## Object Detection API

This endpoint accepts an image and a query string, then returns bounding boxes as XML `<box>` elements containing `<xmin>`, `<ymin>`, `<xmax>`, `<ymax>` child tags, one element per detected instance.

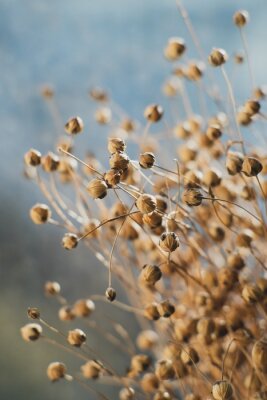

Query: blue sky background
<box><xmin>1</xmin><ymin>1</ymin><xmax>267</xmax><ymax>399</ymax></box>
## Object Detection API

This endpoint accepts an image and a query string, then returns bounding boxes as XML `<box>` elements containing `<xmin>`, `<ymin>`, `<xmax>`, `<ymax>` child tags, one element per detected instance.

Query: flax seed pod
<box><xmin>233</xmin><ymin>10</ymin><xmax>249</xmax><ymax>27</ymax></box>
<box><xmin>130</xmin><ymin>354</ymin><xmax>150</xmax><ymax>374</ymax></box>
<box><xmin>155</xmin><ymin>359</ymin><xmax>175</xmax><ymax>380</ymax></box>
<box><xmin>164</xmin><ymin>37</ymin><xmax>186</xmax><ymax>61</ymax></box>
<box><xmin>252</xmin><ymin>339</ymin><xmax>267</xmax><ymax>373</ymax></box>
<box><xmin>203</xmin><ymin>169</ymin><xmax>222</xmax><ymax>187</ymax></box>
<box><xmin>144</xmin><ymin>104</ymin><xmax>163</xmax><ymax>123</ymax></box>
<box><xmin>108</xmin><ymin>137</ymin><xmax>126</xmax><ymax>154</ymax></box>
<box><xmin>180</xmin><ymin>347</ymin><xmax>199</xmax><ymax>365</ymax></box>
<box><xmin>162</xmin><ymin>80</ymin><xmax>177</xmax><ymax>97</ymax></box>
<box><xmin>47</xmin><ymin>362</ymin><xmax>67</xmax><ymax>382</ymax></box>
<box><xmin>256</xmin><ymin>278</ymin><xmax>267</xmax><ymax>295</ymax></box>
<box><xmin>95</xmin><ymin>107</ymin><xmax>112</xmax><ymax>124</ymax></box>
<box><xmin>226</xmin><ymin>151</ymin><xmax>244</xmax><ymax>175</ymax></box>
<box><xmin>236</xmin><ymin>229</ymin><xmax>254</xmax><ymax>248</ymax></box>
<box><xmin>186</xmin><ymin>61</ymin><xmax>205</xmax><ymax>81</ymax></box>
<box><xmin>242</xmin><ymin>157</ymin><xmax>263</xmax><ymax>177</ymax></box>
<box><xmin>234</xmin><ymin>52</ymin><xmax>244</xmax><ymax>64</ymax></box>
<box><xmin>58</xmin><ymin>306</ymin><xmax>75</xmax><ymax>321</ymax></box>
<box><xmin>155</xmin><ymin>196</ymin><xmax>168</xmax><ymax>212</ymax></box>
<box><xmin>119</xmin><ymin>388</ymin><xmax>135</xmax><ymax>400</ymax></box>
<box><xmin>197</xmin><ymin>317</ymin><xmax>216</xmax><ymax>337</ymax></box>
<box><xmin>242</xmin><ymin>283</ymin><xmax>263</xmax><ymax>304</ymax></box>
<box><xmin>139</xmin><ymin>152</ymin><xmax>155</xmax><ymax>169</ymax></box>
<box><xmin>67</xmin><ymin>328</ymin><xmax>86</xmax><ymax>347</ymax></box>
<box><xmin>104</xmin><ymin>169</ymin><xmax>121</xmax><ymax>187</ymax></box>
<box><xmin>254</xmin><ymin>86</ymin><xmax>267</xmax><ymax>100</ymax></box>
<box><xmin>109</xmin><ymin>152</ymin><xmax>129</xmax><ymax>171</ymax></box>
<box><xmin>207</xmin><ymin>124</ymin><xmax>222</xmax><ymax>141</ymax></box>
<box><xmin>159</xmin><ymin>232</ymin><xmax>179</xmax><ymax>252</ymax></box>
<box><xmin>62</xmin><ymin>233</ymin><xmax>78</xmax><ymax>250</ymax></box>
<box><xmin>174</xmin><ymin>122</ymin><xmax>192</xmax><ymax>139</ymax></box>
<box><xmin>89</xmin><ymin>87</ymin><xmax>108</xmax><ymax>102</ymax></box>
<box><xmin>184</xmin><ymin>170</ymin><xmax>202</xmax><ymax>188</ymax></box>
<box><xmin>137</xmin><ymin>330</ymin><xmax>159</xmax><ymax>350</ymax></box>
<box><xmin>212</xmin><ymin>380</ymin><xmax>233</xmax><ymax>400</ymax></box>
<box><xmin>82</xmin><ymin>218</ymin><xmax>101</xmax><ymax>239</ymax></box>
<box><xmin>143</xmin><ymin>211</ymin><xmax>162</xmax><ymax>229</ymax></box>
<box><xmin>120</xmin><ymin>118</ymin><xmax>135</xmax><ymax>133</ymax></box>
<box><xmin>87</xmin><ymin>178</ymin><xmax>108</xmax><ymax>199</ymax></box>
<box><xmin>244</xmin><ymin>99</ymin><xmax>261</xmax><ymax>116</ymax></box>
<box><xmin>208</xmin><ymin>48</ymin><xmax>228</xmax><ymax>67</ymax></box>
<box><xmin>27</xmin><ymin>307</ymin><xmax>40</xmax><ymax>320</ymax></box>
<box><xmin>178</xmin><ymin>142</ymin><xmax>197</xmax><ymax>162</ymax></box>
<box><xmin>208</xmin><ymin>224</ymin><xmax>225</xmax><ymax>242</ymax></box>
<box><xmin>185</xmin><ymin>395</ymin><xmax>201</xmax><ymax>400</ymax></box>
<box><xmin>30</xmin><ymin>203</ymin><xmax>51</xmax><ymax>224</ymax></box>
<box><xmin>157</xmin><ymin>300</ymin><xmax>175</xmax><ymax>318</ymax></box>
<box><xmin>136</xmin><ymin>194</ymin><xmax>157</xmax><ymax>214</ymax></box>
<box><xmin>218</xmin><ymin>268</ymin><xmax>238</xmax><ymax>291</ymax></box>
<box><xmin>121</xmin><ymin>221</ymin><xmax>139</xmax><ymax>240</ymax></box>
<box><xmin>21</xmin><ymin>323</ymin><xmax>42</xmax><ymax>341</ymax></box>
<box><xmin>241</xmin><ymin>185</ymin><xmax>256</xmax><ymax>200</ymax></box>
<box><xmin>154</xmin><ymin>391</ymin><xmax>172</xmax><ymax>400</ymax></box>
<box><xmin>42</xmin><ymin>152</ymin><xmax>60</xmax><ymax>172</ymax></box>
<box><xmin>141</xmin><ymin>373</ymin><xmax>159</xmax><ymax>393</ymax></box>
<box><xmin>237</xmin><ymin>109</ymin><xmax>252</xmax><ymax>126</ymax></box>
<box><xmin>227</xmin><ymin>253</ymin><xmax>245</xmax><ymax>270</ymax></box>
<box><xmin>144</xmin><ymin>303</ymin><xmax>160</xmax><ymax>320</ymax></box>
<box><xmin>24</xmin><ymin>149</ymin><xmax>42</xmax><ymax>167</ymax></box>
<box><xmin>65</xmin><ymin>116</ymin><xmax>84</xmax><ymax>134</ymax></box>
<box><xmin>139</xmin><ymin>264</ymin><xmax>162</xmax><ymax>286</ymax></box>
<box><xmin>182</xmin><ymin>188</ymin><xmax>203</xmax><ymax>206</ymax></box>
<box><xmin>105</xmin><ymin>287</ymin><xmax>116</xmax><ymax>302</ymax></box>
<box><xmin>81</xmin><ymin>360</ymin><xmax>101</xmax><ymax>379</ymax></box>
<box><xmin>72</xmin><ymin>299</ymin><xmax>95</xmax><ymax>318</ymax></box>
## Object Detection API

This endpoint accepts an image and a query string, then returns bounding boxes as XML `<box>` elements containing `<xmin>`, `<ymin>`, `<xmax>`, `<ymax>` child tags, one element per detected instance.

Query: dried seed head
<box><xmin>24</xmin><ymin>148</ymin><xmax>42</xmax><ymax>167</ymax></box>
<box><xmin>81</xmin><ymin>360</ymin><xmax>101</xmax><ymax>379</ymax></box>
<box><xmin>95</xmin><ymin>107</ymin><xmax>112</xmax><ymax>124</ymax></box>
<box><xmin>157</xmin><ymin>300</ymin><xmax>175</xmax><ymax>318</ymax></box>
<box><xmin>27</xmin><ymin>307</ymin><xmax>40</xmax><ymax>320</ymax></box>
<box><xmin>108</xmin><ymin>137</ymin><xmax>126</xmax><ymax>154</ymax></box>
<box><xmin>155</xmin><ymin>196</ymin><xmax>168</xmax><ymax>212</ymax></box>
<box><xmin>186</xmin><ymin>61</ymin><xmax>205</xmax><ymax>81</ymax></box>
<box><xmin>197</xmin><ymin>317</ymin><xmax>216</xmax><ymax>336</ymax></box>
<box><xmin>178</xmin><ymin>142</ymin><xmax>197</xmax><ymax>162</ymax></box>
<box><xmin>65</xmin><ymin>116</ymin><xmax>84</xmax><ymax>135</ymax></box>
<box><xmin>208</xmin><ymin>48</ymin><xmax>228</xmax><ymax>67</ymax></box>
<box><xmin>159</xmin><ymin>232</ymin><xmax>179</xmax><ymax>252</ymax></box>
<box><xmin>109</xmin><ymin>152</ymin><xmax>129</xmax><ymax>171</ymax></box>
<box><xmin>242</xmin><ymin>157</ymin><xmax>263</xmax><ymax>177</ymax></box>
<box><xmin>212</xmin><ymin>380</ymin><xmax>233</xmax><ymax>400</ymax></box>
<box><xmin>83</xmin><ymin>218</ymin><xmax>101</xmax><ymax>238</ymax></box>
<box><xmin>144</xmin><ymin>104</ymin><xmax>163</xmax><ymax>123</ymax></box>
<box><xmin>30</xmin><ymin>203</ymin><xmax>51</xmax><ymax>224</ymax></box>
<box><xmin>72</xmin><ymin>299</ymin><xmax>95</xmax><ymax>318</ymax></box>
<box><xmin>154</xmin><ymin>391</ymin><xmax>172</xmax><ymax>400</ymax></box>
<box><xmin>119</xmin><ymin>387</ymin><xmax>135</xmax><ymax>400</ymax></box>
<box><xmin>87</xmin><ymin>179</ymin><xmax>108</xmax><ymax>199</ymax></box>
<box><xmin>203</xmin><ymin>169</ymin><xmax>222</xmax><ymax>187</ymax></box>
<box><xmin>104</xmin><ymin>169</ymin><xmax>121</xmax><ymax>187</ymax></box>
<box><xmin>209</xmin><ymin>224</ymin><xmax>225</xmax><ymax>242</ymax></box>
<box><xmin>47</xmin><ymin>362</ymin><xmax>66</xmax><ymax>382</ymax></box>
<box><xmin>130</xmin><ymin>354</ymin><xmax>150</xmax><ymax>373</ymax></box>
<box><xmin>236</xmin><ymin>229</ymin><xmax>254</xmax><ymax>247</ymax></box>
<box><xmin>137</xmin><ymin>330</ymin><xmax>159</xmax><ymax>350</ymax></box>
<box><xmin>141</xmin><ymin>373</ymin><xmax>159</xmax><ymax>393</ymax></box>
<box><xmin>256</xmin><ymin>278</ymin><xmax>267</xmax><ymax>295</ymax></box>
<box><xmin>67</xmin><ymin>328</ymin><xmax>86</xmax><ymax>347</ymax></box>
<box><xmin>120</xmin><ymin>118</ymin><xmax>135</xmax><ymax>133</ymax></box>
<box><xmin>182</xmin><ymin>188</ymin><xmax>203</xmax><ymax>206</ymax></box>
<box><xmin>226</xmin><ymin>151</ymin><xmax>244</xmax><ymax>175</ymax></box>
<box><xmin>58</xmin><ymin>306</ymin><xmax>75</xmax><ymax>321</ymax></box>
<box><xmin>234</xmin><ymin>52</ymin><xmax>244</xmax><ymax>64</ymax></box>
<box><xmin>233</xmin><ymin>10</ymin><xmax>249</xmax><ymax>27</ymax></box>
<box><xmin>180</xmin><ymin>346</ymin><xmax>199</xmax><ymax>365</ymax></box>
<box><xmin>139</xmin><ymin>152</ymin><xmax>155</xmax><ymax>169</ymax></box>
<box><xmin>164</xmin><ymin>37</ymin><xmax>186</xmax><ymax>61</ymax></box>
<box><xmin>252</xmin><ymin>339</ymin><xmax>267</xmax><ymax>373</ymax></box>
<box><xmin>206</xmin><ymin>124</ymin><xmax>222</xmax><ymax>140</ymax></box>
<box><xmin>144</xmin><ymin>303</ymin><xmax>160</xmax><ymax>320</ymax></box>
<box><xmin>21</xmin><ymin>323</ymin><xmax>42</xmax><ymax>341</ymax></box>
<box><xmin>244</xmin><ymin>99</ymin><xmax>261</xmax><ymax>116</ymax></box>
<box><xmin>62</xmin><ymin>233</ymin><xmax>78</xmax><ymax>250</ymax></box>
<box><xmin>242</xmin><ymin>284</ymin><xmax>263</xmax><ymax>304</ymax></box>
<box><xmin>45</xmin><ymin>281</ymin><xmax>61</xmax><ymax>296</ymax></box>
<box><xmin>184</xmin><ymin>170</ymin><xmax>203</xmax><ymax>188</ymax></box>
<box><xmin>254</xmin><ymin>86</ymin><xmax>267</xmax><ymax>100</ymax></box>
<box><xmin>89</xmin><ymin>87</ymin><xmax>108</xmax><ymax>102</ymax></box>
<box><xmin>140</xmin><ymin>264</ymin><xmax>162</xmax><ymax>286</ymax></box>
<box><xmin>143</xmin><ymin>212</ymin><xmax>162</xmax><ymax>229</ymax></box>
<box><xmin>41</xmin><ymin>152</ymin><xmax>60</xmax><ymax>172</ymax></box>
<box><xmin>237</xmin><ymin>109</ymin><xmax>252</xmax><ymax>126</ymax></box>
<box><xmin>218</xmin><ymin>268</ymin><xmax>238</xmax><ymax>290</ymax></box>
<box><xmin>241</xmin><ymin>185</ymin><xmax>256</xmax><ymax>200</ymax></box>
<box><xmin>227</xmin><ymin>253</ymin><xmax>245</xmax><ymax>270</ymax></box>
<box><xmin>136</xmin><ymin>194</ymin><xmax>157</xmax><ymax>214</ymax></box>
<box><xmin>105</xmin><ymin>287</ymin><xmax>116</xmax><ymax>302</ymax></box>
<box><xmin>162</xmin><ymin>81</ymin><xmax>178</xmax><ymax>96</ymax></box>
<box><xmin>155</xmin><ymin>359</ymin><xmax>175</xmax><ymax>380</ymax></box>
<box><xmin>41</xmin><ymin>85</ymin><xmax>54</xmax><ymax>98</ymax></box>
<box><xmin>185</xmin><ymin>395</ymin><xmax>201</xmax><ymax>400</ymax></box>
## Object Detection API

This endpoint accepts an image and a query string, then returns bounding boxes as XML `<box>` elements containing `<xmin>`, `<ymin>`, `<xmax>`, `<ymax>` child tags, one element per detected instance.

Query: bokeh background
<box><xmin>1</xmin><ymin>0</ymin><xmax>267</xmax><ymax>399</ymax></box>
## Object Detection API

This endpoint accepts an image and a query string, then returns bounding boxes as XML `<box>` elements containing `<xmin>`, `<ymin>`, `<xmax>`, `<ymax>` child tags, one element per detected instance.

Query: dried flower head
<box><xmin>47</xmin><ymin>362</ymin><xmax>66</xmax><ymax>382</ymax></box>
<box><xmin>67</xmin><ymin>328</ymin><xmax>86</xmax><ymax>347</ymax></box>
<box><xmin>30</xmin><ymin>203</ymin><xmax>51</xmax><ymax>224</ymax></box>
<box><xmin>87</xmin><ymin>179</ymin><xmax>108</xmax><ymax>199</ymax></box>
<box><xmin>65</xmin><ymin>116</ymin><xmax>84</xmax><ymax>135</ymax></box>
<box><xmin>144</xmin><ymin>104</ymin><xmax>164</xmax><ymax>123</ymax></box>
<box><xmin>62</xmin><ymin>233</ymin><xmax>78</xmax><ymax>250</ymax></box>
<box><xmin>24</xmin><ymin>149</ymin><xmax>42</xmax><ymax>167</ymax></box>
<box><xmin>208</xmin><ymin>48</ymin><xmax>228</xmax><ymax>67</ymax></box>
<box><xmin>233</xmin><ymin>10</ymin><xmax>249</xmax><ymax>27</ymax></box>
<box><xmin>21</xmin><ymin>323</ymin><xmax>42</xmax><ymax>341</ymax></box>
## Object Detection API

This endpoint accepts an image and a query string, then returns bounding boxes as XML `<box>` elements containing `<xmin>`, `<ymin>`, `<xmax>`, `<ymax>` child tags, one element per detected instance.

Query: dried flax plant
<box><xmin>21</xmin><ymin>4</ymin><xmax>267</xmax><ymax>400</ymax></box>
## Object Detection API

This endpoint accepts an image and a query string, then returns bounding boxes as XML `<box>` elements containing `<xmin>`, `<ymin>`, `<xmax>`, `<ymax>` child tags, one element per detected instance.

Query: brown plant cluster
<box><xmin>21</xmin><ymin>4</ymin><xmax>267</xmax><ymax>400</ymax></box>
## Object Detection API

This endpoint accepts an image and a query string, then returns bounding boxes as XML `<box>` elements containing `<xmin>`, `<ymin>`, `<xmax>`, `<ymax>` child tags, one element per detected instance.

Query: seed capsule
<box><xmin>252</xmin><ymin>339</ymin><xmax>267</xmax><ymax>373</ymax></box>
<box><xmin>141</xmin><ymin>373</ymin><xmax>159</xmax><ymax>393</ymax></box>
<box><xmin>27</xmin><ymin>307</ymin><xmax>40</xmax><ymax>320</ymax></box>
<box><xmin>41</xmin><ymin>152</ymin><xmax>60</xmax><ymax>172</ymax></box>
<box><xmin>155</xmin><ymin>359</ymin><xmax>175</xmax><ymax>380</ymax></box>
<box><xmin>140</xmin><ymin>264</ymin><xmax>162</xmax><ymax>286</ymax></box>
<box><xmin>186</xmin><ymin>61</ymin><xmax>205</xmax><ymax>81</ymax></box>
<box><xmin>130</xmin><ymin>354</ymin><xmax>150</xmax><ymax>373</ymax></box>
<box><xmin>72</xmin><ymin>299</ymin><xmax>95</xmax><ymax>317</ymax></box>
<box><xmin>30</xmin><ymin>203</ymin><xmax>51</xmax><ymax>224</ymax></box>
<box><xmin>62</xmin><ymin>233</ymin><xmax>78</xmax><ymax>250</ymax></box>
<box><xmin>67</xmin><ymin>328</ymin><xmax>86</xmax><ymax>347</ymax></box>
<box><xmin>244</xmin><ymin>99</ymin><xmax>261</xmax><ymax>116</ymax></box>
<box><xmin>242</xmin><ymin>157</ymin><xmax>263</xmax><ymax>177</ymax></box>
<box><xmin>136</xmin><ymin>194</ymin><xmax>157</xmax><ymax>214</ymax></box>
<box><xmin>105</xmin><ymin>287</ymin><xmax>116</xmax><ymax>302</ymax></box>
<box><xmin>58</xmin><ymin>306</ymin><xmax>75</xmax><ymax>321</ymax></box>
<box><xmin>137</xmin><ymin>330</ymin><xmax>159</xmax><ymax>350</ymax></box>
<box><xmin>212</xmin><ymin>380</ymin><xmax>233</xmax><ymax>400</ymax></box>
<box><xmin>206</xmin><ymin>124</ymin><xmax>222</xmax><ymax>140</ymax></box>
<box><xmin>242</xmin><ymin>284</ymin><xmax>263</xmax><ymax>304</ymax></box>
<box><xmin>104</xmin><ymin>169</ymin><xmax>121</xmax><ymax>187</ymax></box>
<box><xmin>208</xmin><ymin>48</ymin><xmax>228</xmax><ymax>67</ymax></box>
<box><xmin>236</xmin><ymin>229</ymin><xmax>254</xmax><ymax>247</ymax></box>
<box><xmin>108</xmin><ymin>137</ymin><xmax>126</xmax><ymax>154</ymax></box>
<box><xmin>65</xmin><ymin>116</ymin><xmax>84</xmax><ymax>134</ymax></box>
<box><xmin>159</xmin><ymin>232</ymin><xmax>179</xmax><ymax>252</ymax></box>
<box><xmin>180</xmin><ymin>347</ymin><xmax>199</xmax><ymax>365</ymax></box>
<box><xmin>182</xmin><ymin>188</ymin><xmax>203</xmax><ymax>206</ymax></box>
<box><xmin>154</xmin><ymin>391</ymin><xmax>172</xmax><ymax>400</ymax></box>
<box><xmin>164</xmin><ymin>37</ymin><xmax>186</xmax><ymax>61</ymax></box>
<box><xmin>24</xmin><ymin>149</ymin><xmax>42</xmax><ymax>167</ymax></box>
<box><xmin>47</xmin><ymin>362</ymin><xmax>66</xmax><ymax>382</ymax></box>
<box><xmin>87</xmin><ymin>179</ymin><xmax>108</xmax><ymax>199</ymax></box>
<box><xmin>203</xmin><ymin>169</ymin><xmax>222</xmax><ymax>187</ymax></box>
<box><xmin>21</xmin><ymin>323</ymin><xmax>42</xmax><ymax>341</ymax></box>
<box><xmin>144</xmin><ymin>303</ymin><xmax>161</xmax><ymax>320</ymax></box>
<box><xmin>109</xmin><ymin>152</ymin><xmax>129</xmax><ymax>171</ymax></box>
<box><xmin>89</xmin><ymin>87</ymin><xmax>108</xmax><ymax>102</ymax></box>
<box><xmin>95</xmin><ymin>107</ymin><xmax>112</xmax><ymax>124</ymax></box>
<box><xmin>227</xmin><ymin>253</ymin><xmax>245</xmax><ymax>270</ymax></box>
<box><xmin>157</xmin><ymin>300</ymin><xmax>175</xmax><ymax>318</ymax></box>
<box><xmin>226</xmin><ymin>151</ymin><xmax>244</xmax><ymax>175</ymax></box>
<box><xmin>139</xmin><ymin>152</ymin><xmax>155</xmax><ymax>169</ymax></box>
<box><xmin>233</xmin><ymin>10</ymin><xmax>249</xmax><ymax>27</ymax></box>
<box><xmin>144</xmin><ymin>104</ymin><xmax>163</xmax><ymax>123</ymax></box>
